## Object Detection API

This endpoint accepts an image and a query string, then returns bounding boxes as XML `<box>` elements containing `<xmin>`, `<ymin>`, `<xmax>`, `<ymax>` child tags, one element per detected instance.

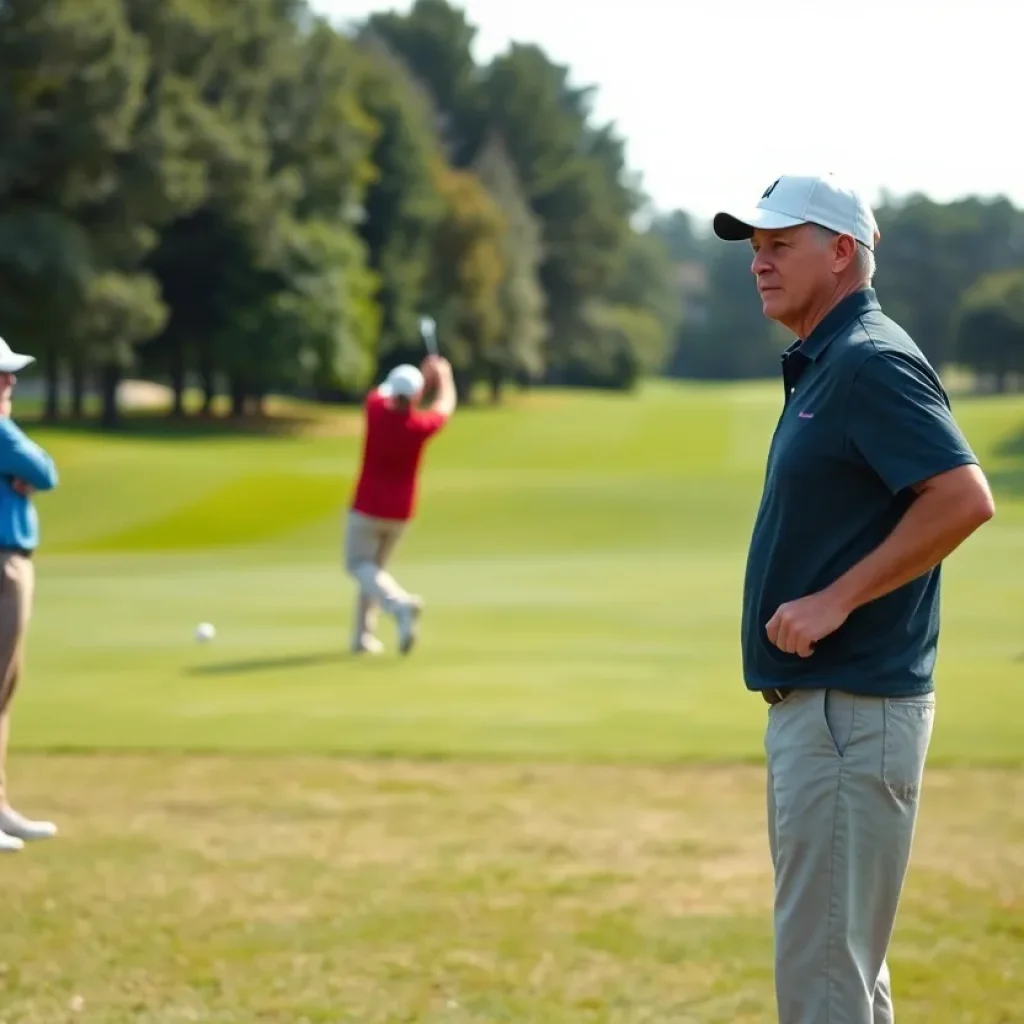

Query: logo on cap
<box><xmin>761</xmin><ymin>178</ymin><xmax>780</xmax><ymax>200</ymax></box>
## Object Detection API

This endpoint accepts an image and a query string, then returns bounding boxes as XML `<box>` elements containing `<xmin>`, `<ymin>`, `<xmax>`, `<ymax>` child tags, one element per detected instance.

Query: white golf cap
<box><xmin>713</xmin><ymin>173</ymin><xmax>879</xmax><ymax>250</ymax></box>
<box><xmin>0</xmin><ymin>335</ymin><xmax>35</xmax><ymax>373</ymax></box>
<box><xmin>377</xmin><ymin>363</ymin><xmax>424</xmax><ymax>399</ymax></box>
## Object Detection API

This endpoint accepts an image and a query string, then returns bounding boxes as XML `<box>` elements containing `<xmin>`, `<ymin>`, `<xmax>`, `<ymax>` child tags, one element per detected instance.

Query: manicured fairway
<box><xmin>16</xmin><ymin>381</ymin><xmax>1024</xmax><ymax>764</ymax></box>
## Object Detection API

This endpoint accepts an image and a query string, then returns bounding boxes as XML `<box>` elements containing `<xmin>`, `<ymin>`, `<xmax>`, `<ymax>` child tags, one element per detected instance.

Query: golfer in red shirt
<box><xmin>345</xmin><ymin>355</ymin><xmax>457</xmax><ymax>655</ymax></box>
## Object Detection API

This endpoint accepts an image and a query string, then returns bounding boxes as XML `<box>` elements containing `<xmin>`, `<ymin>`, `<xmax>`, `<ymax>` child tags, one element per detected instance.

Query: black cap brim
<box><xmin>712</xmin><ymin>212</ymin><xmax>756</xmax><ymax>241</ymax></box>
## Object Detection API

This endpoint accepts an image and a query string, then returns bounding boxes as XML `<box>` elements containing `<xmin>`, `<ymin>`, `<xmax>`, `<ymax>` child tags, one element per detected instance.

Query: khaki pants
<box><xmin>0</xmin><ymin>553</ymin><xmax>34</xmax><ymax>810</ymax></box>
<box><xmin>766</xmin><ymin>687</ymin><xmax>935</xmax><ymax>1024</ymax></box>
<box><xmin>343</xmin><ymin>510</ymin><xmax>413</xmax><ymax>644</ymax></box>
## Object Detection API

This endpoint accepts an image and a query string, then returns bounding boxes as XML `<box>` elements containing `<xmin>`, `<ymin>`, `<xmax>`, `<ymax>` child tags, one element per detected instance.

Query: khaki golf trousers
<box><xmin>343</xmin><ymin>510</ymin><xmax>413</xmax><ymax>641</ymax></box>
<box><xmin>766</xmin><ymin>687</ymin><xmax>935</xmax><ymax>1024</ymax></box>
<box><xmin>0</xmin><ymin>552</ymin><xmax>34</xmax><ymax>809</ymax></box>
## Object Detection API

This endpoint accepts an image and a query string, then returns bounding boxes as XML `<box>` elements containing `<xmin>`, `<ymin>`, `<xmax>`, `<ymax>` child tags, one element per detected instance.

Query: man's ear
<box><xmin>833</xmin><ymin>233</ymin><xmax>859</xmax><ymax>274</ymax></box>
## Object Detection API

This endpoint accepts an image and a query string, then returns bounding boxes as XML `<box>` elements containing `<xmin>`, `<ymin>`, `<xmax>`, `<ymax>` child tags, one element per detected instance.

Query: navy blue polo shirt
<box><xmin>741</xmin><ymin>288</ymin><xmax>979</xmax><ymax>698</ymax></box>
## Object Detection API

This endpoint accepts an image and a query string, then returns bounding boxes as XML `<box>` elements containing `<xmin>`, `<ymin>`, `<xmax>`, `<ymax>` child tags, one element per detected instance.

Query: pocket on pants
<box><xmin>882</xmin><ymin>696</ymin><xmax>935</xmax><ymax>804</ymax></box>
<box><xmin>823</xmin><ymin>689</ymin><xmax>855</xmax><ymax>758</ymax></box>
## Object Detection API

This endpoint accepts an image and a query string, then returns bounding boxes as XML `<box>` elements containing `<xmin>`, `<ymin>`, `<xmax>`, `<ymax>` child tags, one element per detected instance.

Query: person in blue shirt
<box><xmin>0</xmin><ymin>336</ymin><xmax>59</xmax><ymax>853</ymax></box>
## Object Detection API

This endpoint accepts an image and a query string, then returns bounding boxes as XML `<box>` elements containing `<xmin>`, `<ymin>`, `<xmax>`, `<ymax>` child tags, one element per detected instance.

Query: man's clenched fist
<box><xmin>765</xmin><ymin>591</ymin><xmax>851</xmax><ymax>658</ymax></box>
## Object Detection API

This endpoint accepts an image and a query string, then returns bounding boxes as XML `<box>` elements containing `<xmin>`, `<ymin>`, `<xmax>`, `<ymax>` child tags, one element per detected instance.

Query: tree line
<box><xmin>655</xmin><ymin>193</ymin><xmax>1024</xmax><ymax>391</ymax></box>
<box><xmin>2</xmin><ymin>0</ymin><xmax>1022</xmax><ymax>431</ymax></box>
<box><xmin>1</xmin><ymin>0</ymin><xmax>680</xmax><ymax>426</ymax></box>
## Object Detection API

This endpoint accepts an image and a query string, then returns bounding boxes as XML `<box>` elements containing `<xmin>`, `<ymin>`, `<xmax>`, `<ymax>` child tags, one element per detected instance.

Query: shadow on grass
<box><xmin>22</xmin><ymin>408</ymin><xmax>358</xmax><ymax>441</ymax></box>
<box><xmin>19</xmin><ymin>384</ymin><xmax>559</xmax><ymax>442</ymax></box>
<box><xmin>185</xmin><ymin>650</ymin><xmax>352</xmax><ymax>676</ymax></box>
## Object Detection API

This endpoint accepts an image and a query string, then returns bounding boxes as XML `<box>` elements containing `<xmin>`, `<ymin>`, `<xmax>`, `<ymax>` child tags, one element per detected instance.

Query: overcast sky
<box><xmin>316</xmin><ymin>0</ymin><xmax>1023</xmax><ymax>223</ymax></box>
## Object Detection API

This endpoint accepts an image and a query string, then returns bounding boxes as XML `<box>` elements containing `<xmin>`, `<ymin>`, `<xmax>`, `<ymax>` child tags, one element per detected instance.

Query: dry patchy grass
<box><xmin>1</xmin><ymin>758</ymin><xmax>1021</xmax><ymax>1023</ymax></box>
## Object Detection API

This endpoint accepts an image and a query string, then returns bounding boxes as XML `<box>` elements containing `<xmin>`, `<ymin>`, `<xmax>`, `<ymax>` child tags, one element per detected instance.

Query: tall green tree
<box><xmin>352</xmin><ymin>5</ymin><xmax>648</xmax><ymax>390</ymax></box>
<box><xmin>610</xmin><ymin>229</ymin><xmax>679</xmax><ymax>362</ymax></box>
<box><xmin>0</xmin><ymin>0</ymin><xmax>153</xmax><ymax>422</ymax></box>
<box><xmin>136</xmin><ymin>0</ymin><xmax>304</xmax><ymax>416</ymax></box>
<box><xmin>954</xmin><ymin>268</ymin><xmax>1024</xmax><ymax>391</ymax></box>
<box><xmin>141</xmin><ymin>3</ymin><xmax>381</xmax><ymax>415</ymax></box>
<box><xmin>471</xmin><ymin>132</ymin><xmax>546</xmax><ymax>396</ymax></box>
<box><xmin>874</xmin><ymin>194</ymin><xmax>1024</xmax><ymax>368</ymax></box>
<box><xmin>672</xmin><ymin>239</ymin><xmax>783</xmax><ymax>380</ymax></box>
<box><xmin>353</xmin><ymin>36</ymin><xmax>445</xmax><ymax>371</ymax></box>
<box><xmin>424</xmin><ymin>159</ymin><xmax>507</xmax><ymax>397</ymax></box>
<box><xmin>651</xmin><ymin>210</ymin><xmax>709</xmax><ymax>264</ymax></box>
<box><xmin>479</xmin><ymin>43</ymin><xmax>636</xmax><ymax>381</ymax></box>
<box><xmin>361</xmin><ymin>0</ymin><xmax>481</xmax><ymax>164</ymax></box>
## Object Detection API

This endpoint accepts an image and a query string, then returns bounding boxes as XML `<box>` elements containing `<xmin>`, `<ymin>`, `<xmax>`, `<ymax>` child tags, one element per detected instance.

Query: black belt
<box><xmin>0</xmin><ymin>547</ymin><xmax>32</xmax><ymax>559</ymax></box>
<box><xmin>761</xmin><ymin>686</ymin><xmax>793</xmax><ymax>705</ymax></box>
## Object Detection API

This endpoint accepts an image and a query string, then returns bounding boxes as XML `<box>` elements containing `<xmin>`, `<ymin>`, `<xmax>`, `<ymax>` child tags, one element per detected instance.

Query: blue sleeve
<box><xmin>0</xmin><ymin>420</ymin><xmax>59</xmax><ymax>490</ymax></box>
<box><xmin>845</xmin><ymin>350</ymin><xmax>978</xmax><ymax>495</ymax></box>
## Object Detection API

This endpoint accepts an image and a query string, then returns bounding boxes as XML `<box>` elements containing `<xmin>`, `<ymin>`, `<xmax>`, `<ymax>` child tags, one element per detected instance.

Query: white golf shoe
<box><xmin>0</xmin><ymin>807</ymin><xmax>58</xmax><ymax>842</ymax></box>
<box><xmin>351</xmin><ymin>634</ymin><xmax>385</xmax><ymax>655</ymax></box>
<box><xmin>0</xmin><ymin>830</ymin><xmax>23</xmax><ymax>853</ymax></box>
<box><xmin>396</xmin><ymin>598</ymin><xmax>422</xmax><ymax>655</ymax></box>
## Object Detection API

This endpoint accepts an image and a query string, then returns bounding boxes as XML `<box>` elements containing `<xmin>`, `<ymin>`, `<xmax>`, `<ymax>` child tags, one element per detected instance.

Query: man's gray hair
<box><xmin>811</xmin><ymin>224</ymin><xmax>875</xmax><ymax>284</ymax></box>
<box><xmin>855</xmin><ymin>240</ymin><xmax>876</xmax><ymax>283</ymax></box>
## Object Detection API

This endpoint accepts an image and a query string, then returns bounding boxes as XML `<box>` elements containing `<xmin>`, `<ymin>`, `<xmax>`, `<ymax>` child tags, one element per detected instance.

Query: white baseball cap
<box><xmin>713</xmin><ymin>173</ymin><xmax>879</xmax><ymax>250</ymax></box>
<box><xmin>378</xmin><ymin>363</ymin><xmax>424</xmax><ymax>399</ymax></box>
<box><xmin>0</xmin><ymin>335</ymin><xmax>35</xmax><ymax>373</ymax></box>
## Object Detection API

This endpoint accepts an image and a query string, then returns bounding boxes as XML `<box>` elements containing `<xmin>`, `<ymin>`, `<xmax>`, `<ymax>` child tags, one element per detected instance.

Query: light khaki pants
<box><xmin>766</xmin><ymin>687</ymin><xmax>935</xmax><ymax>1024</ymax></box>
<box><xmin>0</xmin><ymin>553</ymin><xmax>34</xmax><ymax>810</ymax></box>
<box><xmin>343</xmin><ymin>510</ymin><xmax>412</xmax><ymax>644</ymax></box>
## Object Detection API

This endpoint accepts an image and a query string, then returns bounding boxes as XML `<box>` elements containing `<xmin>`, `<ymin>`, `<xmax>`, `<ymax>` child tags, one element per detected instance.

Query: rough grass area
<box><xmin>2</xmin><ymin>758</ymin><xmax>1021</xmax><ymax>1023</ymax></box>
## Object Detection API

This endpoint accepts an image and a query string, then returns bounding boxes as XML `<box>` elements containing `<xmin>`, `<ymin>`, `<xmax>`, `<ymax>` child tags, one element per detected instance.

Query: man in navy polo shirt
<box><xmin>713</xmin><ymin>174</ymin><xmax>995</xmax><ymax>1024</ymax></box>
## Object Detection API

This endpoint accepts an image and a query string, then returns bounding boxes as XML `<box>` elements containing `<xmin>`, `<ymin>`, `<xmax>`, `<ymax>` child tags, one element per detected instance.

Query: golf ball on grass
<box><xmin>194</xmin><ymin>622</ymin><xmax>216</xmax><ymax>643</ymax></box>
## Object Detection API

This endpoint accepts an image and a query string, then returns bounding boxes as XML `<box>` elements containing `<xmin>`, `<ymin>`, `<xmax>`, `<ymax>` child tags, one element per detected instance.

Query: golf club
<box><xmin>419</xmin><ymin>315</ymin><xmax>438</xmax><ymax>356</ymax></box>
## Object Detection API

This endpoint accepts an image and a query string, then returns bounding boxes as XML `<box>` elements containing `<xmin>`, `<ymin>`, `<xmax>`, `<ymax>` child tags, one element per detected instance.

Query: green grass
<box><xmin>17</xmin><ymin>380</ymin><xmax>1024</xmax><ymax>763</ymax></box>
<box><xmin>2</xmin><ymin>379</ymin><xmax>1023</xmax><ymax>1021</ymax></box>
